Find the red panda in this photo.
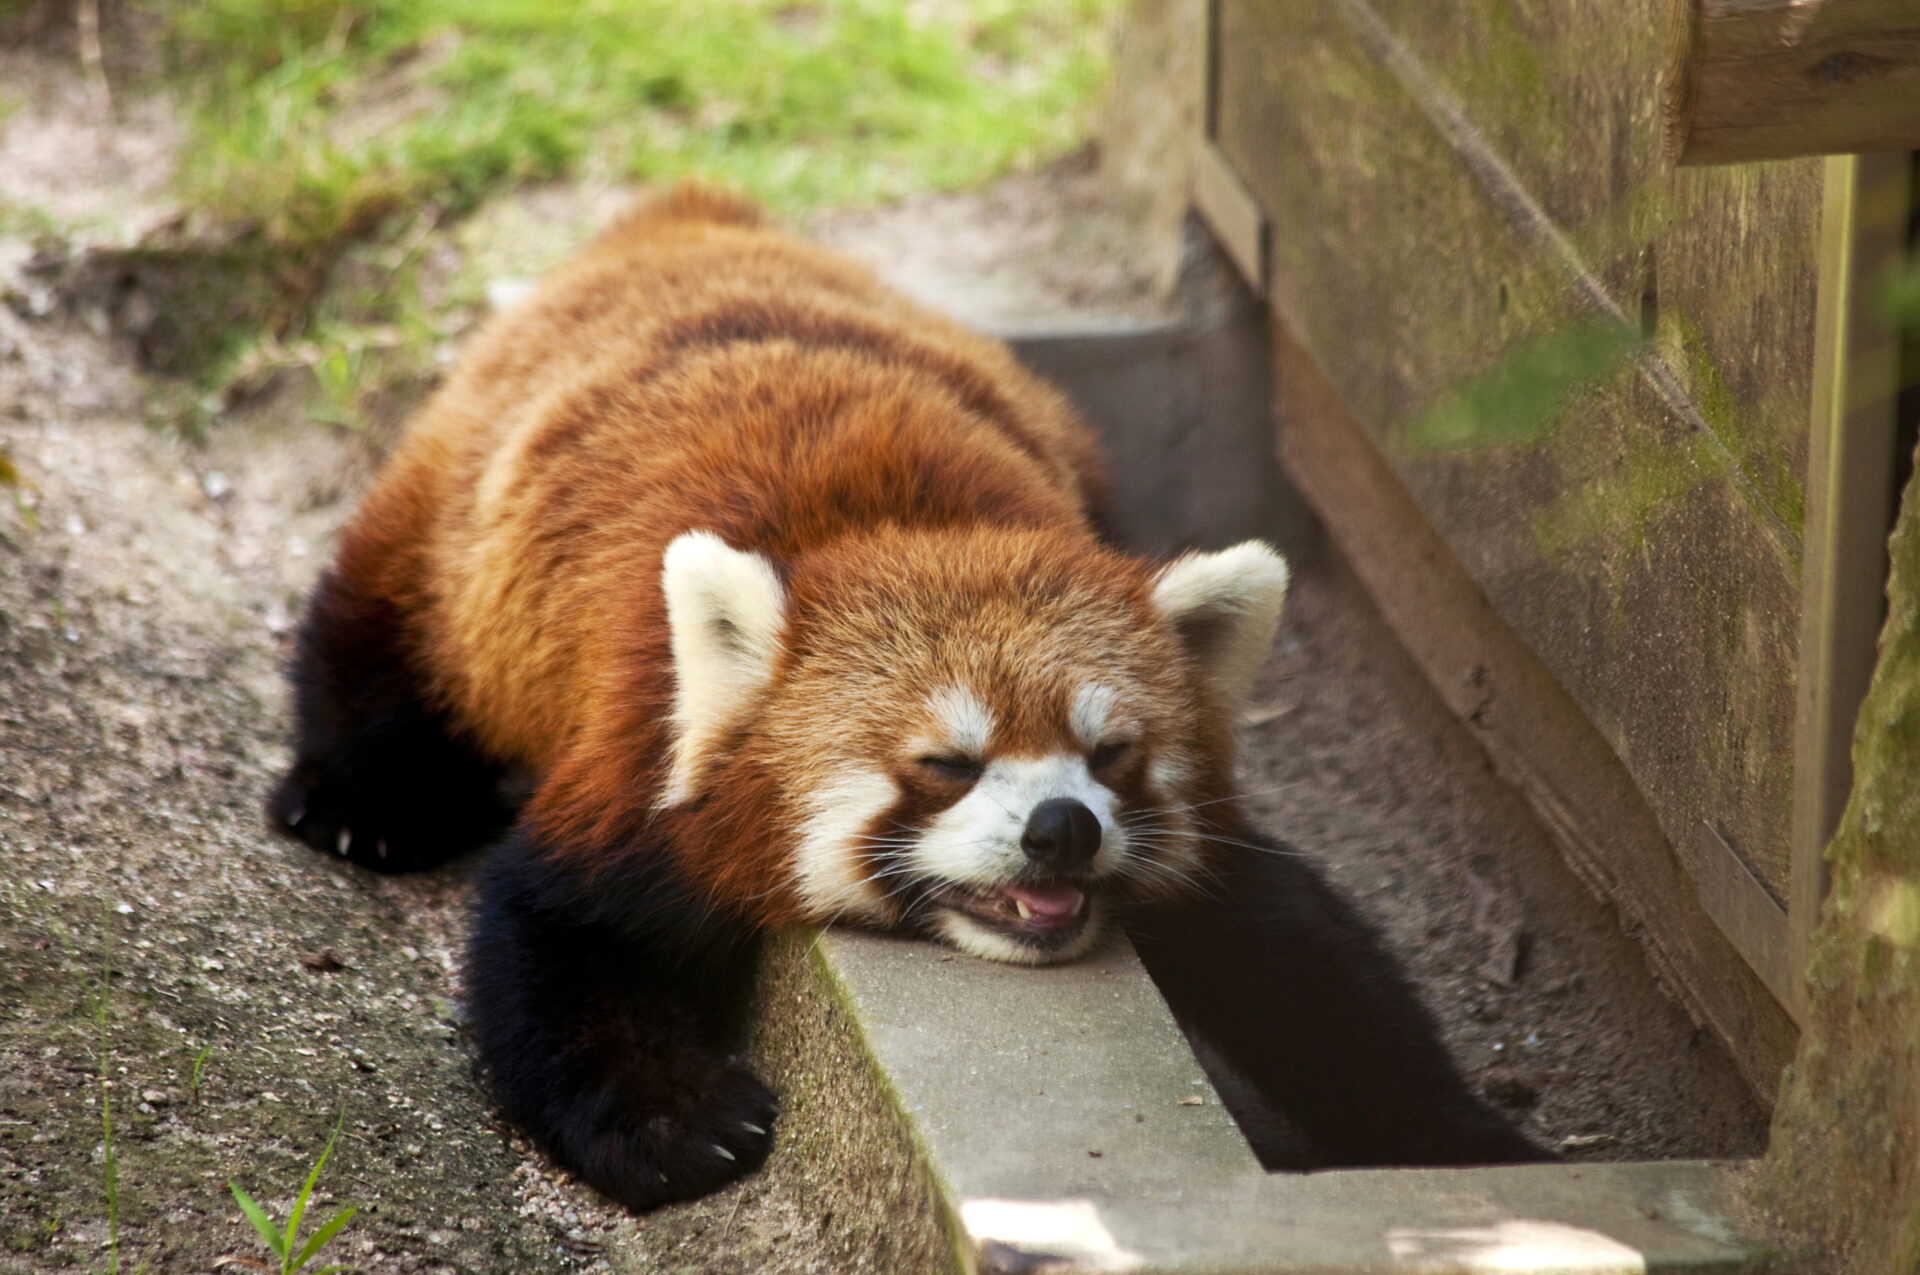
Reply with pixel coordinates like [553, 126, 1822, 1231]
[269, 184, 1542, 1213]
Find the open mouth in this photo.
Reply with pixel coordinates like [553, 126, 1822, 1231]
[928, 879, 1093, 948]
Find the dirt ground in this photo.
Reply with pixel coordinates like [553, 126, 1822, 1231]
[1, 43, 1764, 1275]
[1234, 558, 1767, 1163]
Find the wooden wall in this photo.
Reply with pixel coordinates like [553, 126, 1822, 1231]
[1193, 0, 1902, 1096]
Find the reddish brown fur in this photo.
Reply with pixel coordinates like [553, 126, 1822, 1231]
[329, 183, 1231, 921]
[288, 188, 1554, 1197]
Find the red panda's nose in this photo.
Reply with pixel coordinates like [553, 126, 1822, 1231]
[1020, 797, 1102, 873]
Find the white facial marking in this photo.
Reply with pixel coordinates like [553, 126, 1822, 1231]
[913, 753, 1124, 888]
[1069, 683, 1122, 750]
[793, 764, 897, 923]
[928, 685, 995, 757]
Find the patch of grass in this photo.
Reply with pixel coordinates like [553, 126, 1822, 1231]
[152, 0, 1120, 417]
[169, 0, 1118, 237]
[228, 1113, 359, 1275]
[0, 200, 64, 240]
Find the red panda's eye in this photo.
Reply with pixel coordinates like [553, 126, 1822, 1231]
[918, 754, 984, 783]
[1089, 741, 1132, 771]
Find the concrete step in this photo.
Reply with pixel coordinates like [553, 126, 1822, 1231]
[753, 927, 1766, 1274]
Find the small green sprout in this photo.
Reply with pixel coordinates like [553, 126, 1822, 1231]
[228, 1114, 359, 1275]
[190, 1044, 214, 1102]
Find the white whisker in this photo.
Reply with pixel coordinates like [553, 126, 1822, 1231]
[1120, 782, 1310, 822]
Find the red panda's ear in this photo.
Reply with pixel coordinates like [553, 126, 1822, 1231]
[1150, 541, 1290, 708]
[660, 531, 787, 806]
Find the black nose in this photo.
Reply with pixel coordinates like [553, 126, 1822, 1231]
[1020, 797, 1102, 872]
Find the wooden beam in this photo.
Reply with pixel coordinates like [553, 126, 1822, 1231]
[1192, 143, 1267, 297]
[1192, 0, 1267, 296]
[1788, 153, 1910, 1018]
[1695, 822, 1794, 1014]
[1668, 0, 1920, 165]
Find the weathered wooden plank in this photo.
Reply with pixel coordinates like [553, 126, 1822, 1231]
[1271, 317, 1801, 1103]
[1192, 141, 1266, 295]
[1695, 823, 1794, 1013]
[1216, 0, 1815, 907]
[1668, 0, 1920, 165]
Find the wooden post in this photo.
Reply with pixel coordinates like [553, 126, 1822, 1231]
[1667, 0, 1920, 166]
[1191, 0, 1267, 296]
[1787, 153, 1910, 1019]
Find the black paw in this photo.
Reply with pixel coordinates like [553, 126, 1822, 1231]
[557, 1059, 779, 1212]
[268, 764, 430, 872]
[267, 733, 515, 874]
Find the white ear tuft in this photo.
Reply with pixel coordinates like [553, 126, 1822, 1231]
[1151, 541, 1290, 707]
[661, 530, 787, 805]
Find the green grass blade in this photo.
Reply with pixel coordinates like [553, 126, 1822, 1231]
[191, 1044, 214, 1098]
[289, 1206, 358, 1272]
[286, 1114, 344, 1253]
[229, 1181, 288, 1261]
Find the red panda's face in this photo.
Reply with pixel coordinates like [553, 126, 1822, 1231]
[660, 527, 1288, 964]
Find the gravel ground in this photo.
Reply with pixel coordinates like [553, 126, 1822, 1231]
[0, 43, 1764, 1275]
[0, 307, 624, 1274]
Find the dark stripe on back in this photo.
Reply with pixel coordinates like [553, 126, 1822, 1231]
[652, 299, 1054, 467]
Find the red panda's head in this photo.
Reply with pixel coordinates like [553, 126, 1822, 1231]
[658, 525, 1288, 964]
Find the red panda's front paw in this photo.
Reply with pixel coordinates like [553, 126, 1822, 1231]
[568, 1061, 779, 1211]
[267, 766, 424, 872]
[265, 748, 514, 874]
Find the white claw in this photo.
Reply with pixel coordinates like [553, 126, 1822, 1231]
[377, 838, 388, 859]
[741, 1122, 765, 1136]
[336, 828, 352, 856]
[713, 1144, 736, 1161]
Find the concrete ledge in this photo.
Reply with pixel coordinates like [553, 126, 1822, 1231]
[753, 927, 1769, 1274]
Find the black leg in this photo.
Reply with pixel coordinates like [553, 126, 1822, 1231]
[466, 833, 778, 1212]
[1127, 819, 1550, 1168]
[268, 568, 516, 873]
